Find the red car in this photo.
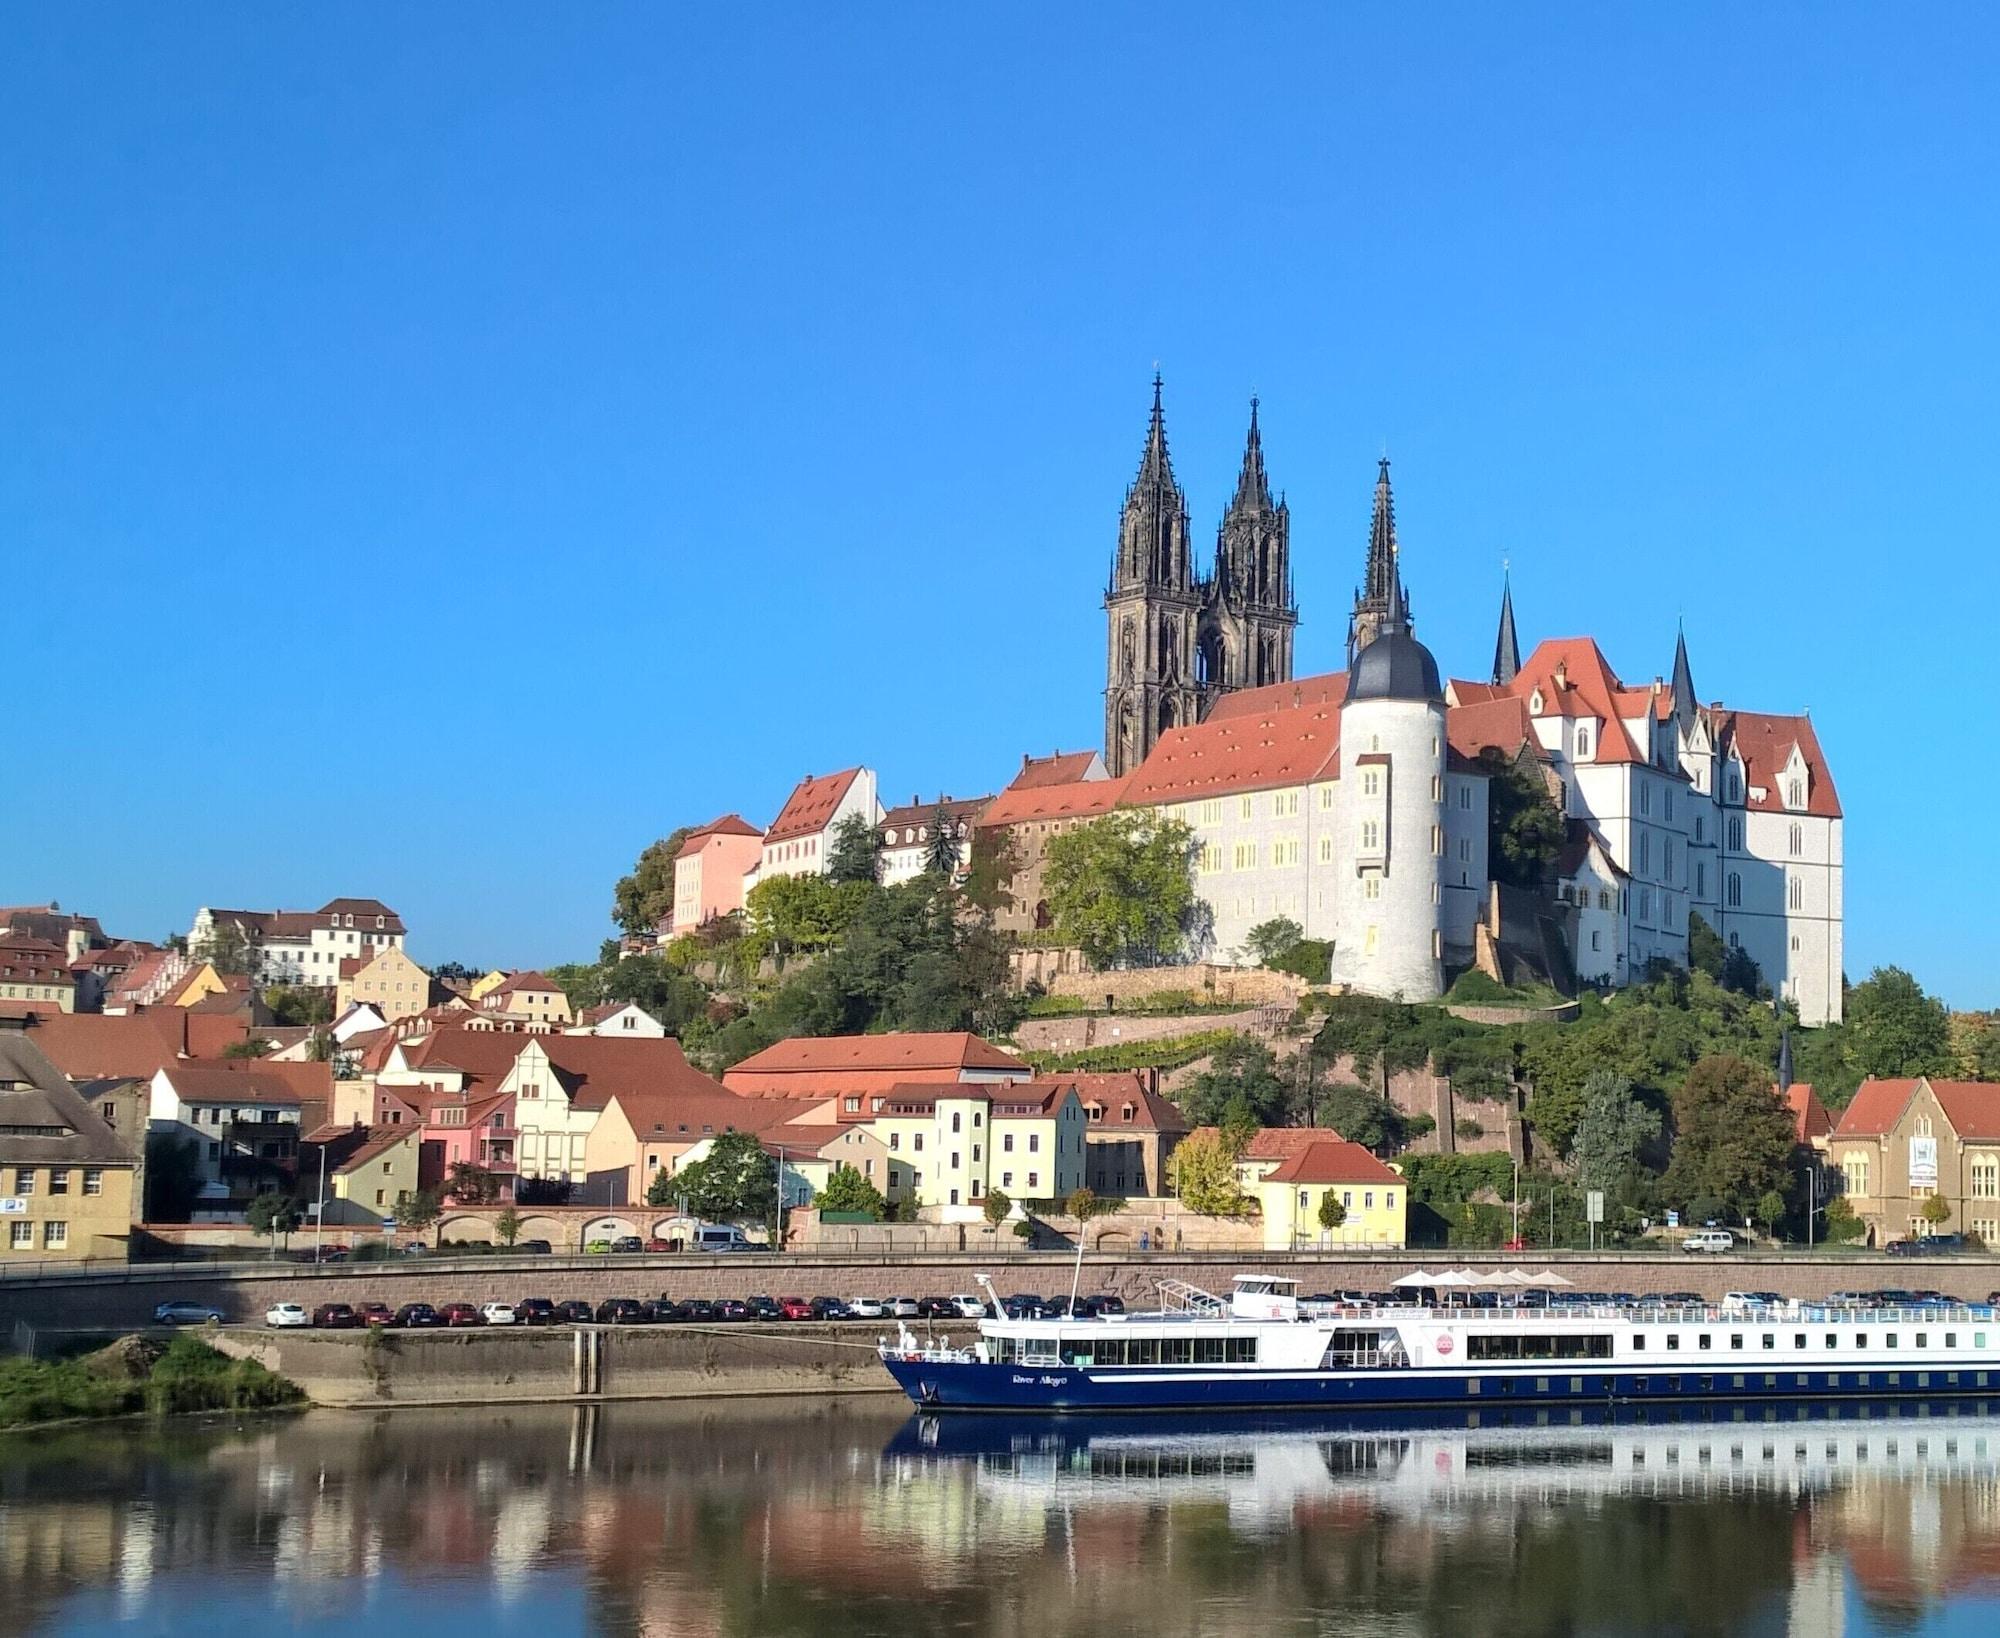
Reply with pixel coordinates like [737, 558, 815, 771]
[310, 1303, 359, 1329]
[439, 1302, 486, 1327]
[645, 1237, 672, 1252]
[777, 1296, 814, 1320]
[357, 1303, 394, 1327]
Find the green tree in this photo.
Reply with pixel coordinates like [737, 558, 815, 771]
[144, 1133, 204, 1222]
[1042, 810, 1208, 968]
[1662, 1054, 1798, 1222]
[814, 1164, 886, 1219]
[983, 1187, 1012, 1227]
[962, 827, 1020, 916]
[392, 1188, 443, 1240]
[612, 828, 693, 938]
[1950, 1011, 2000, 1080]
[447, 1161, 501, 1205]
[923, 806, 962, 877]
[246, 1191, 300, 1254]
[193, 919, 253, 976]
[1243, 917, 1305, 966]
[1845, 967, 1954, 1080]
[1756, 1189, 1789, 1238]
[743, 873, 871, 962]
[1480, 748, 1566, 888]
[1317, 1190, 1347, 1235]
[1922, 1193, 1953, 1228]
[221, 1037, 273, 1060]
[826, 812, 883, 885]
[265, 985, 333, 1027]
[494, 1207, 523, 1247]
[1319, 1082, 1409, 1153]
[1569, 1071, 1661, 1198]
[672, 1131, 777, 1221]
[1169, 1129, 1252, 1216]
[1219, 1095, 1260, 1158]
[1687, 913, 1761, 996]
[1822, 1196, 1866, 1243]
[1176, 1036, 1292, 1128]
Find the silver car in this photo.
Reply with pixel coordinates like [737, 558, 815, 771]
[153, 1300, 222, 1326]
[886, 1297, 920, 1318]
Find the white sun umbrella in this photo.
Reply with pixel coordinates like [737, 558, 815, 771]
[1525, 1268, 1575, 1287]
[1391, 1269, 1440, 1288]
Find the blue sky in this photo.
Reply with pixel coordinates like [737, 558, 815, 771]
[5, 8, 1996, 1004]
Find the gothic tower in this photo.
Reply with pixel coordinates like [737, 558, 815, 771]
[1197, 396, 1299, 712]
[1104, 375, 1202, 777]
[1492, 565, 1521, 687]
[1347, 458, 1410, 664]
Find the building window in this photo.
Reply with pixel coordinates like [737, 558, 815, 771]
[13, 1169, 32, 1196]
[1788, 778, 1804, 808]
[1842, 1156, 1869, 1197]
[1431, 824, 1443, 855]
[43, 1222, 66, 1250]
[1029, 1134, 1040, 1153]
[1577, 728, 1591, 758]
[1728, 817, 1743, 851]
[1362, 874, 1381, 901]
[1726, 872, 1741, 908]
[8, 1222, 29, 1249]
[1360, 821, 1380, 850]
[1361, 769, 1381, 797]
[1974, 1157, 1999, 1199]
[1639, 784, 1651, 817]
[1788, 877, 1804, 911]
[82, 1169, 102, 1196]
[1789, 823, 1803, 857]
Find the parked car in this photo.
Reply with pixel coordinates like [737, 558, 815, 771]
[1657, 1291, 1704, 1306]
[515, 1298, 557, 1326]
[747, 1295, 783, 1321]
[945, 1294, 989, 1320]
[1916, 1234, 1967, 1253]
[610, 1236, 645, 1254]
[811, 1297, 851, 1320]
[584, 1240, 613, 1254]
[479, 1302, 519, 1326]
[357, 1303, 394, 1327]
[439, 1303, 486, 1328]
[887, 1297, 920, 1318]
[594, 1298, 647, 1325]
[914, 1297, 957, 1319]
[1682, 1230, 1735, 1254]
[518, 1239, 553, 1255]
[692, 1224, 758, 1253]
[265, 1303, 310, 1329]
[716, 1298, 752, 1321]
[1884, 1239, 1922, 1256]
[1094, 1294, 1126, 1316]
[392, 1302, 443, 1329]
[675, 1299, 718, 1322]
[849, 1296, 889, 1320]
[778, 1296, 814, 1320]
[555, 1300, 595, 1325]
[1501, 1236, 1532, 1252]
[153, 1300, 222, 1326]
[644, 1237, 672, 1253]
[311, 1302, 360, 1329]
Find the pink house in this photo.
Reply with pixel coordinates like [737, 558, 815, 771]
[671, 814, 764, 935]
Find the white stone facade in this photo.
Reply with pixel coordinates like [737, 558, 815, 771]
[1326, 697, 1447, 1001]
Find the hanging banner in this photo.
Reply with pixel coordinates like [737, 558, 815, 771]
[1910, 1135, 1939, 1191]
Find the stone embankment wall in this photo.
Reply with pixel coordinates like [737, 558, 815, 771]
[209, 1321, 888, 1408]
[1010, 1008, 1271, 1055]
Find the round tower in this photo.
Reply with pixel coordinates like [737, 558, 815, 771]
[1329, 462, 1445, 1002]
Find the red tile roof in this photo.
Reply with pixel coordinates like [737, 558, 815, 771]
[1508, 639, 1649, 763]
[157, 1060, 334, 1106]
[1446, 696, 1540, 763]
[1203, 671, 1349, 722]
[1033, 1071, 1189, 1132]
[1833, 1078, 2000, 1142]
[0, 935, 73, 987]
[1713, 709, 1843, 819]
[487, 970, 563, 998]
[879, 794, 993, 834]
[1121, 701, 1341, 804]
[1260, 1138, 1403, 1186]
[724, 1032, 1029, 1098]
[978, 775, 1130, 829]
[1781, 1082, 1832, 1144]
[1006, 751, 1104, 791]
[21, 1010, 189, 1078]
[765, 769, 864, 845]
[608, 1085, 783, 1140]
[675, 814, 764, 858]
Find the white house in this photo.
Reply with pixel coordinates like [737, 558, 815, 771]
[188, 898, 406, 988]
[757, 768, 882, 883]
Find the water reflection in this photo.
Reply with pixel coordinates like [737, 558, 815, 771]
[6, 1397, 2000, 1635]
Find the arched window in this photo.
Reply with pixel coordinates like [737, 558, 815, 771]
[1788, 877, 1803, 911]
[1788, 778, 1804, 808]
[1726, 872, 1741, 907]
[1789, 823, 1802, 856]
[1576, 727, 1592, 758]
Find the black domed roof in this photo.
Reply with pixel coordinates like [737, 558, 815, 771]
[1348, 629, 1442, 703]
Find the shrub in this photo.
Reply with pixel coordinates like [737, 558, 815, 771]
[1019, 1029, 1239, 1075]
[1455, 1118, 1484, 1140]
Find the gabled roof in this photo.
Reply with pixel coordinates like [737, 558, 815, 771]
[1508, 638, 1648, 763]
[1446, 696, 1540, 764]
[1712, 709, 1842, 819]
[317, 898, 406, 933]
[156, 1060, 333, 1106]
[675, 814, 764, 858]
[0, 935, 73, 986]
[1203, 671, 1349, 722]
[606, 1084, 780, 1139]
[878, 794, 993, 834]
[487, 970, 563, 997]
[1833, 1078, 2000, 1142]
[1555, 820, 1630, 882]
[978, 775, 1130, 829]
[1781, 1082, 1832, 1144]
[1033, 1071, 1189, 1132]
[727, 1032, 1027, 1078]
[301, 1123, 421, 1175]
[1006, 751, 1107, 791]
[19, 1010, 189, 1078]
[765, 769, 864, 844]
[0, 1032, 136, 1164]
[1260, 1137, 1403, 1186]
[1121, 700, 1341, 804]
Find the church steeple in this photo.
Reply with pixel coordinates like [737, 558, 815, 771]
[1348, 458, 1410, 662]
[1108, 373, 1193, 595]
[1230, 395, 1272, 513]
[1493, 566, 1521, 687]
[1203, 395, 1298, 701]
[1670, 620, 1698, 734]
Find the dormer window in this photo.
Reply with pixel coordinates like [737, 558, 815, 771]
[1575, 726, 1591, 759]
[1529, 688, 1545, 713]
[1787, 778, 1804, 808]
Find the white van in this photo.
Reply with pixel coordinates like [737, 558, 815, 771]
[692, 1224, 757, 1253]
[1683, 1229, 1735, 1254]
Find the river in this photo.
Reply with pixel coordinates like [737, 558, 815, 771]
[6, 1395, 2000, 1635]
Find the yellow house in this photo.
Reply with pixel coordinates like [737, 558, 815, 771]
[0, 1028, 139, 1261]
[1250, 1138, 1406, 1252]
[866, 1081, 1086, 1219]
[468, 969, 510, 1002]
[166, 961, 230, 1008]
[480, 971, 574, 1027]
[584, 1085, 767, 1207]
[303, 1125, 422, 1218]
[335, 946, 435, 1022]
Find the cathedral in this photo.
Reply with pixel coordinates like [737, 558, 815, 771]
[1081, 377, 1844, 1022]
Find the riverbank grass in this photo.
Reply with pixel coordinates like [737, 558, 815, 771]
[0, 1335, 303, 1431]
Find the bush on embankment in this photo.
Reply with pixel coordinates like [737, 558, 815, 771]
[0, 1335, 303, 1431]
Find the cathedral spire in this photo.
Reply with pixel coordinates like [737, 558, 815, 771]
[1493, 565, 1521, 687]
[1133, 371, 1176, 496]
[1670, 619, 1698, 732]
[1348, 458, 1410, 662]
[1230, 395, 1272, 512]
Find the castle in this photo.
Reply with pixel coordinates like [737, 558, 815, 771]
[1091, 380, 1844, 1023]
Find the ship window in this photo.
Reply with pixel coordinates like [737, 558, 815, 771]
[1698, 1334, 1713, 1351]
[1227, 1337, 1258, 1363]
[1667, 1335, 1681, 1351]
[1856, 1334, 1867, 1348]
[1797, 1335, 1808, 1349]
[1194, 1338, 1225, 1364]
[1886, 1335, 1899, 1349]
[1917, 1333, 1929, 1348]
[1131, 1339, 1160, 1365]
[1632, 1334, 1646, 1351]
[1947, 1333, 1958, 1348]
[1161, 1337, 1193, 1365]
[1729, 1334, 1744, 1350]
[1094, 1338, 1126, 1365]
[1828, 1334, 1841, 1349]
[1761, 1333, 1775, 1350]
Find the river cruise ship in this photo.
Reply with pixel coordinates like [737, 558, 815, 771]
[877, 1274, 2000, 1413]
